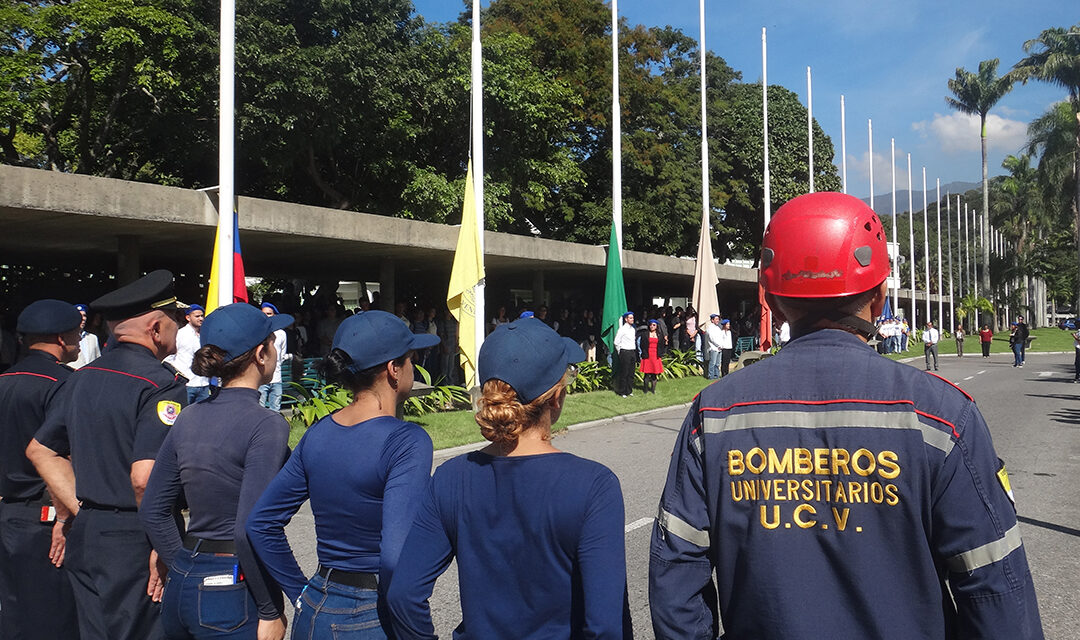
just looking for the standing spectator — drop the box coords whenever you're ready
[139,303,293,640]
[386,318,630,639]
[490,305,510,333]
[682,309,700,354]
[613,312,637,397]
[923,321,940,371]
[704,314,723,379]
[258,302,289,412]
[246,312,438,639]
[0,300,82,640]
[318,305,344,356]
[27,270,189,640]
[1015,316,1030,367]
[1073,329,1080,383]
[438,307,460,385]
[979,324,994,359]
[719,319,735,376]
[955,324,966,358]
[1009,322,1023,367]
[71,304,102,369]
[164,305,210,404]
[638,319,665,394]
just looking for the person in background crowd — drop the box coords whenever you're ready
[318,305,344,356]
[0,300,82,640]
[140,303,293,640]
[955,324,966,358]
[650,191,1043,640]
[980,324,994,359]
[439,307,460,385]
[638,319,665,394]
[778,320,790,347]
[165,305,210,404]
[0,310,17,373]
[386,318,631,639]
[900,317,910,352]
[719,319,735,376]
[71,304,102,369]
[704,314,723,380]
[923,321,940,371]
[613,312,637,397]
[1072,329,1079,383]
[1009,322,1022,367]
[246,311,438,639]
[28,270,189,640]
[491,305,511,334]
[1014,316,1030,367]
[682,308,699,354]
[258,302,290,412]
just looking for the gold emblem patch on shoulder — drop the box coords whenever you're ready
[997,459,1015,507]
[157,400,181,426]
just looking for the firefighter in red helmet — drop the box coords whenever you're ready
[649,192,1043,640]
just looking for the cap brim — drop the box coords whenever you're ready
[409,333,441,350]
[561,337,586,364]
[269,314,294,333]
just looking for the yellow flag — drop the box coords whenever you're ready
[447,161,485,388]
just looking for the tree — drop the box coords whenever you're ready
[956,294,994,332]
[1013,23,1080,308]
[945,58,1015,322]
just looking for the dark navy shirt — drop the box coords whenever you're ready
[35,342,187,509]
[0,350,72,500]
[387,451,631,640]
[649,329,1043,639]
[246,414,433,604]
[140,387,290,619]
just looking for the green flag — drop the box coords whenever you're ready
[601,223,628,356]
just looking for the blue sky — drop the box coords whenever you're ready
[412,0,1075,201]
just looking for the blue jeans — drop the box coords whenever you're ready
[161,548,257,639]
[187,386,211,405]
[707,350,720,379]
[292,573,384,640]
[258,382,282,411]
[1012,343,1023,366]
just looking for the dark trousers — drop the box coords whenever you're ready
[956,339,964,357]
[616,349,636,395]
[1075,349,1079,380]
[924,344,938,369]
[0,501,79,640]
[981,342,991,357]
[66,508,162,640]
[160,548,257,639]
[720,349,734,377]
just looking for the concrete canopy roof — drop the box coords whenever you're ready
[0,164,758,292]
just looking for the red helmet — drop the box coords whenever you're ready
[760,192,889,298]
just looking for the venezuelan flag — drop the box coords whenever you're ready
[206,212,248,313]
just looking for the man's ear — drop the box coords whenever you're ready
[868,281,888,318]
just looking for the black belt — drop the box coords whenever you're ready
[317,565,378,590]
[183,535,237,554]
[78,499,137,512]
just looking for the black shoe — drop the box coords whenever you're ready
[935,367,939,371]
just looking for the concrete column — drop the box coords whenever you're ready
[379,260,395,312]
[117,235,140,284]
[532,270,545,306]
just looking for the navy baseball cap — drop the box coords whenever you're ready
[201,303,293,363]
[186,304,205,315]
[479,318,586,403]
[332,310,440,371]
[17,300,82,335]
[261,302,280,314]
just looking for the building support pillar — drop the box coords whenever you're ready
[379,260,396,312]
[117,235,141,284]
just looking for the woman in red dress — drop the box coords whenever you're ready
[638,319,666,394]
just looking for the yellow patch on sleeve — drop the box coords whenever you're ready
[997,463,1015,505]
[157,400,181,426]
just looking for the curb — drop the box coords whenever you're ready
[433,401,694,460]
[894,351,1072,364]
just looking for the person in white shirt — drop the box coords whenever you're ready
[719,318,735,377]
[922,321,940,371]
[70,303,102,368]
[613,312,637,397]
[705,314,724,379]
[165,304,211,402]
[258,302,290,411]
[779,321,790,347]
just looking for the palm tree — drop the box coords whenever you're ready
[946,59,1014,327]
[956,294,994,334]
[1013,24,1080,310]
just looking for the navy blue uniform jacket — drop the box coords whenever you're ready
[649,329,1042,640]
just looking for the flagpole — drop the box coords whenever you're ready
[947,192,954,331]
[907,154,915,327]
[762,28,770,227]
[216,0,235,310]
[471,0,485,358]
[936,178,943,329]
[922,167,930,323]
[840,95,847,194]
[867,119,873,210]
[611,0,622,255]
[890,138,897,314]
[699,0,709,249]
[806,66,813,193]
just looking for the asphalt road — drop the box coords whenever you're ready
[284,348,1079,638]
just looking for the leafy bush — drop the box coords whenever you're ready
[403,365,471,416]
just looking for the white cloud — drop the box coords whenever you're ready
[911,112,1027,154]
[845,145,912,198]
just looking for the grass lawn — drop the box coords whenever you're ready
[883,326,1075,361]
[408,375,712,450]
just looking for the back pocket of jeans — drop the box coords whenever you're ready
[197,582,249,632]
[331,619,382,639]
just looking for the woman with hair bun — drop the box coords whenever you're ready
[246,310,439,639]
[387,318,632,639]
[140,303,295,639]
